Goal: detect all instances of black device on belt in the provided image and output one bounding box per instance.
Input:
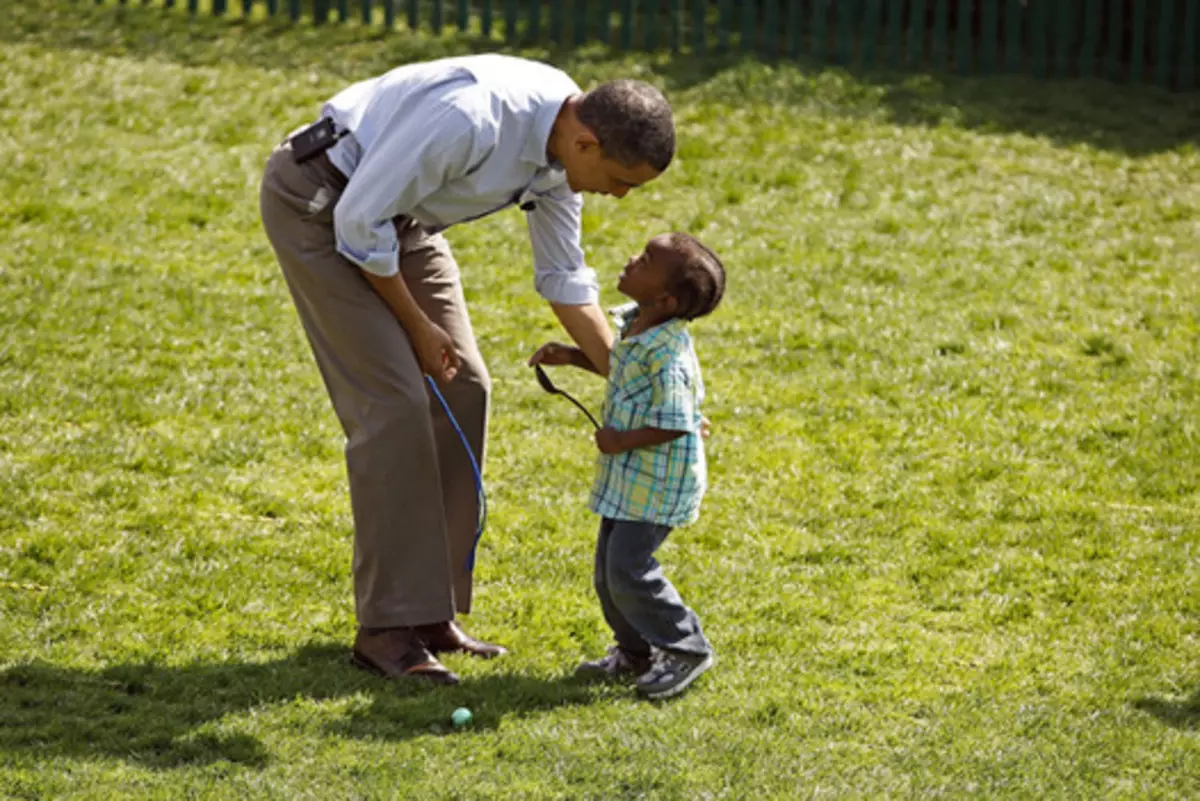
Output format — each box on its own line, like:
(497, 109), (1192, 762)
(290, 118), (348, 164)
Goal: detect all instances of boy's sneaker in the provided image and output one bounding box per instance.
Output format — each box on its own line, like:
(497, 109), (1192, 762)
(635, 649), (714, 700)
(575, 646), (651, 680)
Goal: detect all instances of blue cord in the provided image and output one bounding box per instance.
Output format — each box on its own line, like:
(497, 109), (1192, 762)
(425, 375), (487, 571)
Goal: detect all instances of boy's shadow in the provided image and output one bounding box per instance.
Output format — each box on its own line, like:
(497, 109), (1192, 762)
(0, 644), (602, 769)
(1134, 685), (1200, 731)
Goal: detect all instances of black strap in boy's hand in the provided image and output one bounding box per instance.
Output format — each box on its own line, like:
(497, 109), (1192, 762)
(534, 365), (601, 429)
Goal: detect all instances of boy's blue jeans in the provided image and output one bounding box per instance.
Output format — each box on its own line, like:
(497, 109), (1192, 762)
(594, 517), (712, 658)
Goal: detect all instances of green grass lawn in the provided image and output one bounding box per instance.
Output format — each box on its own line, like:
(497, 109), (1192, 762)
(1, 1), (1198, 798)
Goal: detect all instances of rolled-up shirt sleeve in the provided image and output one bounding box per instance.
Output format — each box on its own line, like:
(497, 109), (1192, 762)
(527, 184), (598, 305)
(333, 102), (482, 277)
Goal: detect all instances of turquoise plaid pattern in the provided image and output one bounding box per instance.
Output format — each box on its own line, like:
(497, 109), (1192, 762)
(588, 316), (707, 526)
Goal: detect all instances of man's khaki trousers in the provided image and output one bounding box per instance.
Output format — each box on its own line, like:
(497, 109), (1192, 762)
(259, 141), (489, 628)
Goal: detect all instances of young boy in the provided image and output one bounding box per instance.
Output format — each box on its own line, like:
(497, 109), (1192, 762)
(530, 232), (725, 699)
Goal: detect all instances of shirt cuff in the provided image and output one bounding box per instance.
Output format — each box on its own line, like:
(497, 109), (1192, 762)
(336, 240), (399, 277)
(535, 267), (599, 305)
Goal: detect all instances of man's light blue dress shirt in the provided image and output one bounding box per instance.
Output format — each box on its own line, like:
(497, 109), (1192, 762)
(321, 54), (598, 305)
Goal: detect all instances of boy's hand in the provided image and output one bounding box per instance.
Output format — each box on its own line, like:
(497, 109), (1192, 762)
(528, 342), (577, 367)
(595, 427), (627, 454)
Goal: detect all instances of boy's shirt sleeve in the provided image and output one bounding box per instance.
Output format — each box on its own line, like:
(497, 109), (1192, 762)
(644, 351), (697, 433)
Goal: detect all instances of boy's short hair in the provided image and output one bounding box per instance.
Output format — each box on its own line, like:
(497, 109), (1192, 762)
(664, 233), (726, 321)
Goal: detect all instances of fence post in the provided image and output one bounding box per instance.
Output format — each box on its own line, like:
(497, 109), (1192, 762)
(1030, 0), (1047, 77)
(599, 0), (612, 44)
(1004, 0), (1023, 72)
(979, 0), (998, 73)
(787, 0), (802, 59)
(837, 0), (860, 64)
(1077, 0), (1099, 78)
(482, 0), (492, 36)
(339, 0), (350, 22)
(551, 0), (564, 43)
(955, 0), (972, 73)
(432, 0), (443, 33)
(904, 0), (924, 66)
(886, 0), (903, 67)
(363, 0), (372, 24)
(214, 0), (227, 15)
(740, 0), (755, 53)
(575, 0), (588, 44)
(1052, 0), (1073, 78)
(620, 0), (634, 48)
(1130, 0), (1148, 83)
(384, 0), (394, 27)
(694, 0), (707, 54)
(932, 0), (950, 69)
(505, 0), (517, 42)
(1106, 0), (1124, 80)
(760, 0), (777, 57)
(717, 0), (730, 53)
(812, 0), (829, 62)
(1182, 0), (1198, 89)
(408, 0), (419, 32)
(861, 0), (882, 68)
(1157, 0), (1178, 87)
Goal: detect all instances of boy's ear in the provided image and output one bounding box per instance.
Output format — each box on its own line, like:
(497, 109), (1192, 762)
(660, 294), (679, 315)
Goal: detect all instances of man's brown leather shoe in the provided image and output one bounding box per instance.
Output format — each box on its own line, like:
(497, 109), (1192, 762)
(415, 621), (507, 659)
(352, 627), (460, 685)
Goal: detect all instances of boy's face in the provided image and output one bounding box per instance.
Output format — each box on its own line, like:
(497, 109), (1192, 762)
(618, 235), (676, 305)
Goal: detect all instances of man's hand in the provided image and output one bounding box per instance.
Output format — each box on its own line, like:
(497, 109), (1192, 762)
(595, 427), (627, 454)
(412, 320), (461, 383)
(362, 269), (460, 383)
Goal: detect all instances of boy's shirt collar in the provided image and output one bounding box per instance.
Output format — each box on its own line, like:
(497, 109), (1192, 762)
(614, 307), (687, 349)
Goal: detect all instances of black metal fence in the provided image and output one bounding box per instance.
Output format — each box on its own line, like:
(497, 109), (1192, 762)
(97, 1), (1199, 89)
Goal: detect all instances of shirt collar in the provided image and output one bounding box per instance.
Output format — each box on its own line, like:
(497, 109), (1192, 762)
(619, 317), (687, 349)
(522, 97), (569, 168)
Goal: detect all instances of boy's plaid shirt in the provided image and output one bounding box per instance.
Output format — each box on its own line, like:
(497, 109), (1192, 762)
(588, 315), (707, 526)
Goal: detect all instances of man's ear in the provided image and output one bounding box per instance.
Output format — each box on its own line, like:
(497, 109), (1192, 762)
(574, 126), (602, 153)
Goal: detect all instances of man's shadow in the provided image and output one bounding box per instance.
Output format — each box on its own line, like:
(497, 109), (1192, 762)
(0, 643), (604, 769)
(1134, 686), (1200, 731)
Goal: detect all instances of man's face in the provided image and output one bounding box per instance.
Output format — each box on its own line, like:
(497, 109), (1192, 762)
(560, 138), (661, 198)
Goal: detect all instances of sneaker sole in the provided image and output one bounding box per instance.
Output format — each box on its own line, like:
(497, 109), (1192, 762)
(639, 653), (714, 700)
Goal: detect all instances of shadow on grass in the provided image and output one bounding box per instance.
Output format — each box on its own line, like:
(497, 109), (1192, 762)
(1134, 688), (1200, 731)
(6, 0), (1199, 156)
(0, 643), (603, 769)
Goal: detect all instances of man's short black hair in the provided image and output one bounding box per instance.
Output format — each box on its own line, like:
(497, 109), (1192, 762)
(577, 80), (675, 172)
